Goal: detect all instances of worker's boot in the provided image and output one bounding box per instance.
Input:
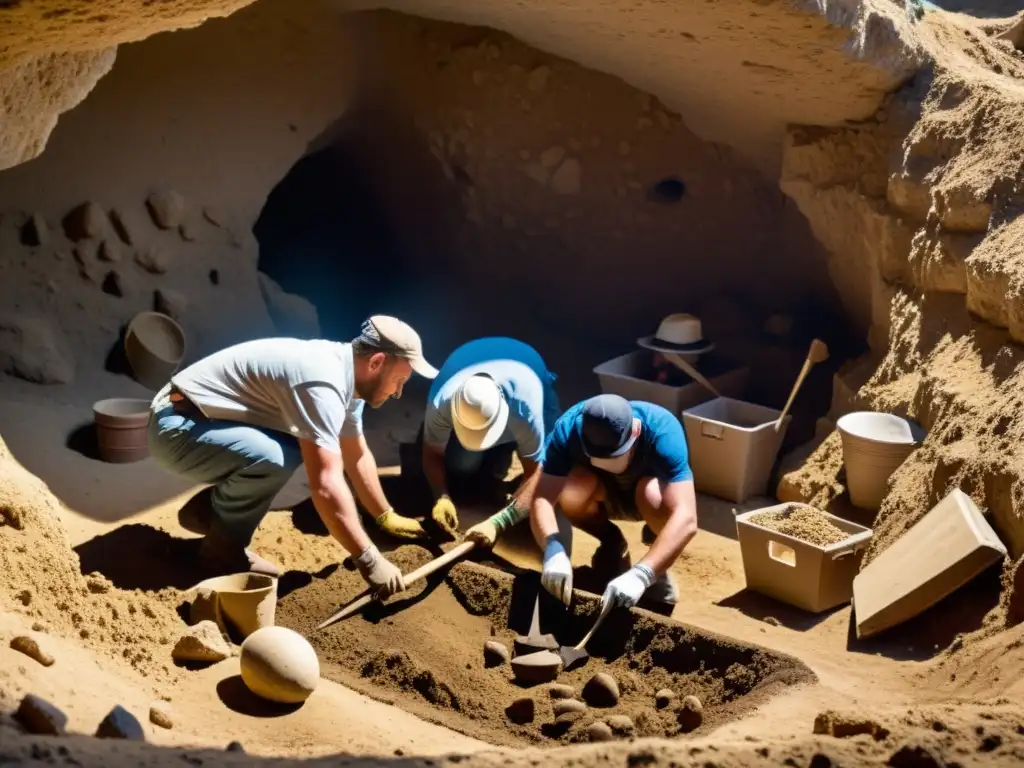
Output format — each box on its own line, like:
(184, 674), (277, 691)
(197, 520), (281, 579)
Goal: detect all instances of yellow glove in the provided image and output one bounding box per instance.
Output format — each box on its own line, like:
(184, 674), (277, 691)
(375, 508), (427, 540)
(432, 495), (459, 533)
(465, 519), (498, 548)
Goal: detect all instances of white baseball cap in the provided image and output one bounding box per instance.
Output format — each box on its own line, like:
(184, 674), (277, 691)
(358, 315), (438, 379)
(451, 374), (509, 451)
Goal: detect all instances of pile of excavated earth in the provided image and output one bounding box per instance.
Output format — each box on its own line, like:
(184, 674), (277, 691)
(2, 1), (1024, 767)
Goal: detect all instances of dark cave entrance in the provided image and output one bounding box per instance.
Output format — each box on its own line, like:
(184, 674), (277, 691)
(253, 105), (466, 364)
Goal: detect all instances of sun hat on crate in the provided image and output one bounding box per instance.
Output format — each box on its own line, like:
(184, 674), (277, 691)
(637, 313), (715, 356)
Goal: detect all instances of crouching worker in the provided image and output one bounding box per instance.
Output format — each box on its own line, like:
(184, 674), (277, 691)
(418, 337), (563, 542)
(531, 394), (699, 613)
(147, 316), (438, 600)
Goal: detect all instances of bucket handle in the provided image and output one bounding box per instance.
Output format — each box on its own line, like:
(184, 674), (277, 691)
(700, 422), (725, 440)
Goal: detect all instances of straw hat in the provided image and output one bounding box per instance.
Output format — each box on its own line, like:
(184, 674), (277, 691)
(637, 313), (715, 355)
(451, 374), (509, 451)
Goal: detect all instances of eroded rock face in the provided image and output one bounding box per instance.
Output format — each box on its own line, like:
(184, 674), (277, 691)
(0, 315), (74, 384)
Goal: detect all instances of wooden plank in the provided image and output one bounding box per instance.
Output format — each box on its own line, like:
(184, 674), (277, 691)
(852, 488), (1007, 639)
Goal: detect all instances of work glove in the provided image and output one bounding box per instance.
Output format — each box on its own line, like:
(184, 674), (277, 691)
(541, 537), (573, 606)
(600, 563), (656, 612)
(465, 500), (528, 548)
(375, 507), (427, 540)
(432, 495), (459, 533)
(354, 544), (406, 600)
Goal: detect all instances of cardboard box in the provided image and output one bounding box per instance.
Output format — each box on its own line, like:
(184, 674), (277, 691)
(736, 504), (873, 613)
(594, 350), (749, 417)
(682, 397), (791, 503)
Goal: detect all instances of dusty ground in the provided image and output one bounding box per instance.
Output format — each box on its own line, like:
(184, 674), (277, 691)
(2, 1), (1024, 768)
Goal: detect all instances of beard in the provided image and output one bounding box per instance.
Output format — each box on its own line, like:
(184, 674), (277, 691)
(356, 373), (389, 408)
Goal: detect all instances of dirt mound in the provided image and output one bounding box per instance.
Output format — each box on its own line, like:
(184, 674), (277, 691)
(750, 504), (849, 546)
(0, 436), (183, 685)
(276, 551), (812, 748)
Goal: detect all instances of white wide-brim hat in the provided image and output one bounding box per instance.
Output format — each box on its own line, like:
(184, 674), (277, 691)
(451, 374), (510, 452)
(637, 312), (715, 355)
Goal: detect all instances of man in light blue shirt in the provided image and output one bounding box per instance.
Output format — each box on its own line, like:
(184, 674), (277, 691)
(418, 337), (562, 540)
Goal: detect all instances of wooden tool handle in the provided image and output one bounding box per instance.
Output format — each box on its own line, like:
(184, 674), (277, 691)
(574, 607), (611, 651)
(316, 540), (477, 630)
(774, 339), (828, 433)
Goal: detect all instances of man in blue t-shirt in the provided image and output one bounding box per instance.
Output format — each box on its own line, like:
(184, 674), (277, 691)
(529, 393), (698, 613)
(418, 337), (563, 538)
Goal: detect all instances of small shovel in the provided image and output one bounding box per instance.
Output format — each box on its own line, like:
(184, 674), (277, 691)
(774, 338), (829, 433)
(556, 606), (611, 671)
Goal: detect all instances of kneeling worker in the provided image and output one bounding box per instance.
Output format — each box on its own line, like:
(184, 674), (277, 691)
(148, 316), (437, 599)
(530, 394), (698, 612)
(419, 337), (563, 541)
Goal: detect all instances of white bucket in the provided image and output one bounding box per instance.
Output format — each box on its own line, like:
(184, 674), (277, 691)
(836, 412), (926, 511)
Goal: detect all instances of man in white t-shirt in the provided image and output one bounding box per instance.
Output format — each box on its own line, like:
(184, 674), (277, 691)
(147, 315), (437, 599)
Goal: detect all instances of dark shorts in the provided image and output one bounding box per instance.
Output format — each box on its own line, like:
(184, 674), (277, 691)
(598, 473), (644, 522)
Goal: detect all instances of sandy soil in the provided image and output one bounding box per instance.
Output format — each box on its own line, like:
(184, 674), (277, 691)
(2, 1), (1024, 767)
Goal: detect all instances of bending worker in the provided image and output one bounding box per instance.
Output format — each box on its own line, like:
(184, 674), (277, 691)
(418, 336), (563, 543)
(148, 316), (437, 599)
(530, 393), (699, 612)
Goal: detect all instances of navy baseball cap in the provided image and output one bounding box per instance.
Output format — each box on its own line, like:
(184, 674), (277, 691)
(580, 394), (638, 458)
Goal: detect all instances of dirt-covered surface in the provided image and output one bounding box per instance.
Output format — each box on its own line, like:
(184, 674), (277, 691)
(276, 551), (811, 747)
(749, 505), (851, 547)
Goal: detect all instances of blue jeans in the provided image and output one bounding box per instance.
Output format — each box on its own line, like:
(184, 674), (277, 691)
(147, 385), (303, 546)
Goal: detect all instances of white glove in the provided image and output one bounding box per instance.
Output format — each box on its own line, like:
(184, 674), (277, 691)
(541, 538), (573, 606)
(600, 563), (656, 611)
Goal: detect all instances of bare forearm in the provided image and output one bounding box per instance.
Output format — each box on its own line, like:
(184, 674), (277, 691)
(639, 507), (697, 575)
(345, 448), (390, 518)
(530, 496), (561, 550)
(310, 479), (372, 556)
(422, 444), (447, 500)
(510, 460), (542, 513)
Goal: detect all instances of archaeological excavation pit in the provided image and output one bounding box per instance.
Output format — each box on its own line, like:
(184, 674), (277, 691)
(276, 547), (816, 747)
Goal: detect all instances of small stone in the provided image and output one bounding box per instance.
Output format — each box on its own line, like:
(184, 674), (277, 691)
(588, 721), (614, 742)
(109, 208), (135, 245)
(656, 688), (676, 708)
(10, 634), (55, 667)
(527, 66), (550, 93)
(16, 589), (32, 606)
(101, 270), (124, 298)
(226, 741), (245, 753)
(16, 694), (67, 735)
(678, 695), (704, 733)
(96, 705), (145, 740)
(63, 201), (106, 241)
(548, 684), (576, 699)
(149, 702), (173, 729)
(483, 640), (509, 668)
(172, 620), (231, 663)
(887, 744), (944, 768)
(553, 699), (587, 716)
(582, 672), (619, 707)
(97, 239), (120, 262)
(540, 146), (565, 168)
(146, 189), (186, 229)
(21, 213), (48, 246)
(134, 246), (169, 275)
(608, 715), (635, 735)
(505, 697), (535, 724)
(550, 159), (582, 195)
(72, 246), (94, 281)
(153, 289), (188, 322)
(179, 221), (198, 242)
(523, 163), (550, 186)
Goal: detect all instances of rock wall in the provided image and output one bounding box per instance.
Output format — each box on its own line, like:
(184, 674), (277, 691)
(0, 1), (877, 401)
(776, 11), (1024, 626)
